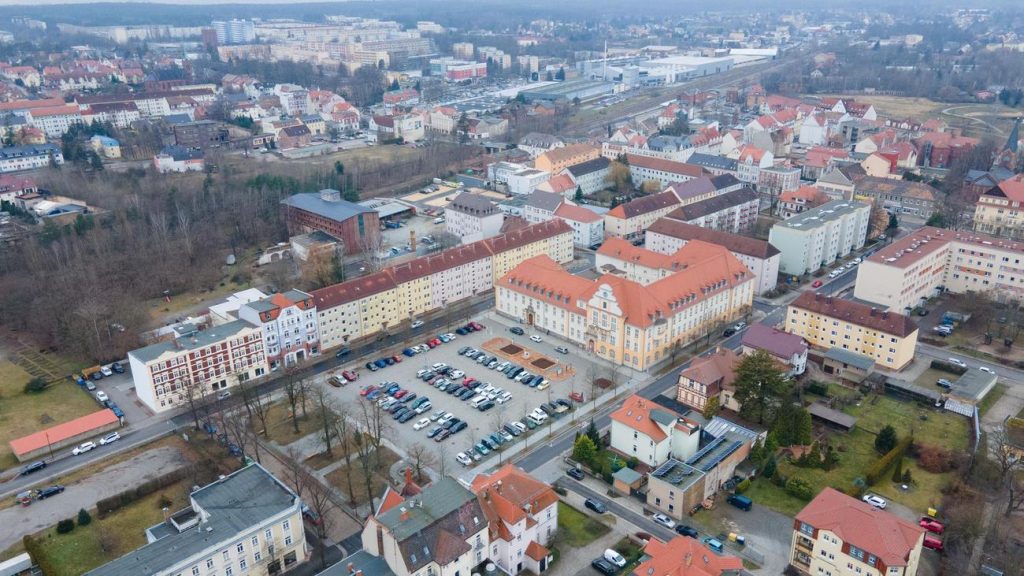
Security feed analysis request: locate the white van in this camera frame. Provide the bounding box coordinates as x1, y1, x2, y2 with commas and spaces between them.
470, 395, 489, 408
433, 217, 446, 224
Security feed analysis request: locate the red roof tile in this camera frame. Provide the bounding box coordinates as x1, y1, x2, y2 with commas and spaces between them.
790, 292, 918, 337
10, 409, 118, 457
633, 535, 743, 576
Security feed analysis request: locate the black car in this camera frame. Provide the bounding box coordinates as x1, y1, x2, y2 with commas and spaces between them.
442, 418, 461, 430
335, 347, 352, 358
478, 400, 495, 411
458, 346, 470, 355
365, 362, 377, 371
37, 485, 65, 499
510, 326, 525, 335
19, 461, 46, 476
567, 467, 585, 480
504, 423, 522, 437
384, 357, 396, 366
392, 408, 410, 420
459, 388, 476, 400
450, 420, 468, 434
389, 403, 405, 414
722, 328, 736, 337
591, 558, 618, 575
675, 525, 699, 538
400, 392, 418, 404
398, 411, 416, 423
585, 498, 607, 514
111, 362, 125, 374
455, 327, 469, 335
427, 426, 443, 438
556, 398, 573, 410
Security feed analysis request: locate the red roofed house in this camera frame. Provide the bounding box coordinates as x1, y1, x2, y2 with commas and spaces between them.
0, 174, 37, 203
634, 535, 744, 576
733, 145, 774, 185
912, 131, 980, 168
10, 409, 120, 462
791, 488, 925, 576
677, 347, 742, 413
625, 153, 707, 189
777, 185, 830, 219
553, 202, 604, 247
472, 465, 558, 574
609, 395, 701, 468
238, 289, 319, 369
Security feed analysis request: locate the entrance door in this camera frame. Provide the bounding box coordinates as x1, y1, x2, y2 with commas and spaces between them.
526, 311, 535, 326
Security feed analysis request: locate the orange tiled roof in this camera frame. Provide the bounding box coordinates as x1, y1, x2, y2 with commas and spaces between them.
10, 409, 118, 457
780, 185, 829, 206
554, 202, 601, 223
610, 395, 678, 442
632, 536, 743, 576
526, 541, 550, 561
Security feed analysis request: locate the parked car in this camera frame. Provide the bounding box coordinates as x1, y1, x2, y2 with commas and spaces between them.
456, 452, 473, 466
72, 441, 97, 456
923, 535, 944, 552
19, 461, 46, 477
99, 432, 120, 445
217, 390, 231, 400
862, 494, 887, 509
919, 517, 945, 534
100, 365, 113, 377
727, 494, 752, 511
651, 513, 676, 529
111, 362, 125, 374
591, 558, 618, 576
722, 327, 736, 337
811, 280, 823, 288
510, 327, 525, 335
411, 320, 424, 329
584, 498, 607, 514
937, 379, 953, 389
530, 335, 543, 343
979, 366, 995, 374
335, 347, 352, 358
342, 370, 358, 381
675, 525, 699, 538
95, 391, 109, 404
603, 549, 626, 568
555, 346, 569, 354
36, 485, 65, 499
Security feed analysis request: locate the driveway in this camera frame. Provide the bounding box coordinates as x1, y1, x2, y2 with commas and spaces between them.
0, 444, 186, 550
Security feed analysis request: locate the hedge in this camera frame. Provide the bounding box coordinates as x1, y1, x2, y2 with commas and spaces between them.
866, 434, 914, 485
96, 466, 190, 519
929, 359, 967, 376
23, 535, 58, 576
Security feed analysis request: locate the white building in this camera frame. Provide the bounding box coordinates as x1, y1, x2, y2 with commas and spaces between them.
523, 190, 565, 224
84, 464, 307, 576
445, 192, 504, 243
472, 465, 558, 575
30, 105, 82, 137
0, 144, 63, 173
734, 146, 774, 186
626, 154, 705, 189
127, 320, 268, 413
554, 203, 604, 247
153, 146, 204, 173
213, 19, 256, 44
609, 394, 701, 468
507, 168, 551, 195
563, 156, 611, 195
237, 290, 320, 370
517, 132, 564, 158
769, 199, 871, 276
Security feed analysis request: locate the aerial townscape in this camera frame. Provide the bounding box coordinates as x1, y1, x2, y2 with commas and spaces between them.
2, 1, 1024, 576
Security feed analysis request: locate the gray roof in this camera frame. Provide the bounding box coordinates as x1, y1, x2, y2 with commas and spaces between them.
649, 459, 704, 491
952, 369, 998, 402
670, 187, 758, 221
565, 156, 610, 178
612, 466, 644, 485
688, 153, 738, 172
159, 145, 203, 161
824, 347, 874, 371
85, 464, 298, 576
449, 192, 498, 216
128, 319, 256, 364
808, 402, 857, 430
317, 550, 396, 576
525, 190, 564, 213
519, 132, 562, 148
774, 199, 869, 231
649, 409, 678, 427
0, 143, 60, 160
281, 190, 374, 222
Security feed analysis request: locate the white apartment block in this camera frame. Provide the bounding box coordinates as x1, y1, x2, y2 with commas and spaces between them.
609, 395, 701, 468
238, 290, 319, 369
769, 199, 871, 276
0, 144, 64, 173
507, 168, 551, 195
127, 320, 268, 413
85, 464, 307, 576
854, 226, 1024, 311
626, 154, 705, 189
445, 192, 504, 242
31, 106, 82, 137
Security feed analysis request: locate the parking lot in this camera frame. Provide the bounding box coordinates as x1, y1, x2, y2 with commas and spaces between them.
318, 313, 615, 474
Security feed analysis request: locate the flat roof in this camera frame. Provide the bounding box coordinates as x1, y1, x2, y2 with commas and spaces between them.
824, 347, 875, 371
128, 319, 255, 364
775, 199, 870, 231
649, 459, 704, 491
280, 190, 374, 222
952, 369, 998, 402
808, 402, 858, 430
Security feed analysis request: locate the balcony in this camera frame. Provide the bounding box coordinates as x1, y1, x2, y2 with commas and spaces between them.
795, 535, 814, 553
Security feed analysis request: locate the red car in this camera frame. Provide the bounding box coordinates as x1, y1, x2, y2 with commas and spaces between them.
923, 535, 944, 552
430, 338, 442, 346
811, 280, 823, 288
359, 385, 378, 397
469, 322, 484, 331
919, 518, 945, 534
342, 370, 358, 381
426, 340, 437, 349
393, 389, 409, 399
463, 377, 477, 387
391, 355, 403, 363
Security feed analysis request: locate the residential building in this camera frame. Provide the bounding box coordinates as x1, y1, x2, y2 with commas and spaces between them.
685, 417, 760, 497
609, 395, 701, 468
495, 240, 754, 371
626, 154, 707, 189
645, 219, 781, 295
0, 144, 63, 173
644, 459, 707, 522
85, 464, 306, 576
633, 536, 743, 576
553, 203, 604, 247
853, 226, 1024, 311
507, 168, 551, 196
664, 174, 744, 206
213, 19, 256, 44
663, 186, 760, 234
29, 105, 82, 137
534, 144, 599, 174
314, 220, 573, 348
814, 164, 866, 201
237, 290, 319, 369
471, 465, 558, 574
769, 200, 871, 276
523, 190, 566, 224
676, 347, 741, 413
445, 192, 505, 242
281, 189, 381, 255
790, 488, 924, 576
758, 165, 801, 209
127, 320, 268, 413
0, 174, 37, 203
912, 131, 979, 168
361, 478, 489, 576
686, 152, 738, 177
604, 190, 681, 239
777, 185, 829, 219
855, 176, 938, 218
786, 292, 919, 370
973, 174, 1024, 240
173, 120, 228, 149
153, 145, 204, 173
734, 146, 774, 186
518, 133, 564, 159
564, 156, 611, 195
89, 135, 121, 159
741, 324, 809, 376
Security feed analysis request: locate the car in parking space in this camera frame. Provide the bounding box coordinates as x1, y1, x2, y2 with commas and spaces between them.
456, 452, 473, 466
99, 431, 120, 445
591, 558, 618, 576
811, 279, 823, 288
399, 411, 416, 423
342, 370, 358, 381
426, 425, 444, 438
675, 524, 699, 538
469, 322, 484, 331
72, 441, 97, 455
451, 420, 468, 434
652, 513, 676, 529
510, 326, 525, 335
434, 429, 451, 442
111, 362, 125, 374
413, 418, 431, 430
478, 400, 495, 412
503, 423, 522, 437
511, 421, 527, 434
537, 379, 550, 391
585, 498, 607, 514
862, 494, 887, 509
474, 442, 490, 456
937, 378, 953, 389
530, 334, 542, 343
919, 517, 945, 534
100, 365, 113, 377
365, 362, 379, 372
567, 467, 584, 480
604, 549, 626, 568
400, 392, 418, 404
722, 327, 736, 337
923, 535, 944, 552
95, 391, 109, 404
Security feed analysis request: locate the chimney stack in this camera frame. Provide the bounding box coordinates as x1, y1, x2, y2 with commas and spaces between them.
815, 292, 822, 301
826, 296, 833, 304
405, 467, 413, 486
399, 507, 409, 521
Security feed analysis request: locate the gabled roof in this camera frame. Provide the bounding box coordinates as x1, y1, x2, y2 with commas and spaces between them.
554, 202, 602, 223
741, 324, 808, 360
471, 465, 559, 543
646, 219, 780, 259
606, 190, 680, 219
564, 156, 610, 178
791, 292, 918, 337
667, 187, 758, 221
525, 190, 565, 213
796, 488, 924, 568
985, 174, 1024, 203
633, 535, 743, 576
680, 347, 741, 394
611, 394, 679, 442
626, 154, 706, 178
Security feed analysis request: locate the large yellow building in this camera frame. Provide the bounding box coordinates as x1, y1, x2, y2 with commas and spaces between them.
973, 174, 1024, 241
314, 220, 573, 349
495, 240, 754, 371
786, 292, 918, 370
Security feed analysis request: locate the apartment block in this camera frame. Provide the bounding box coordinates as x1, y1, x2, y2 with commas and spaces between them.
0, 144, 64, 173
237, 290, 319, 369
495, 240, 754, 371
663, 186, 760, 234
853, 226, 1024, 311
472, 465, 558, 574
610, 395, 701, 468
85, 464, 306, 576
786, 292, 918, 370
626, 154, 706, 189
604, 190, 681, 239
445, 192, 504, 242
790, 488, 924, 576
314, 220, 573, 349
534, 143, 599, 174
769, 200, 871, 276
128, 320, 268, 413
973, 174, 1024, 241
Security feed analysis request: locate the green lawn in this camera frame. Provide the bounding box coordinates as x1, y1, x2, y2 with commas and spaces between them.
26, 481, 191, 575
0, 361, 99, 472
556, 502, 610, 547
747, 394, 967, 517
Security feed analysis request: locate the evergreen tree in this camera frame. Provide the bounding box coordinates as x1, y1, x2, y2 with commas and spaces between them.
586, 420, 601, 447
875, 425, 898, 454
892, 456, 904, 483
572, 435, 597, 464
797, 408, 813, 445
574, 186, 583, 203
761, 456, 777, 479
703, 395, 721, 420
77, 508, 92, 526
389, 78, 400, 91
733, 350, 790, 425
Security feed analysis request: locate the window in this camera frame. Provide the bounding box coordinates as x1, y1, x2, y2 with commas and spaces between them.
799, 522, 814, 536
849, 545, 865, 562
192, 568, 200, 576
240, 559, 247, 571
251, 536, 259, 548
223, 550, 230, 561
226, 568, 233, 576
265, 528, 273, 541
237, 542, 245, 554
285, 535, 293, 546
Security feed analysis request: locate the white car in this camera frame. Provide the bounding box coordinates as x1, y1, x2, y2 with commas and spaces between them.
979, 366, 995, 374
217, 390, 231, 400
651, 513, 676, 529
450, 369, 465, 379
444, 333, 457, 340
413, 418, 431, 430
948, 357, 967, 368
99, 431, 120, 445
72, 441, 97, 455
604, 549, 626, 568
456, 452, 474, 466
536, 380, 550, 391
437, 412, 454, 425
734, 321, 747, 331
862, 494, 887, 509
530, 335, 543, 343
100, 365, 113, 377
411, 320, 424, 329
511, 421, 527, 433
497, 392, 512, 404
95, 391, 109, 404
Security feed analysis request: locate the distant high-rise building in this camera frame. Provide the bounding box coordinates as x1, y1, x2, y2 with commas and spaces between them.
212, 19, 255, 45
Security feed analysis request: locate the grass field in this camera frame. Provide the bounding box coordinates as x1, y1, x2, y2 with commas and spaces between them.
325, 446, 401, 506
0, 361, 99, 473
22, 480, 191, 575
811, 93, 1019, 137
263, 401, 319, 446
556, 502, 610, 547
747, 394, 968, 516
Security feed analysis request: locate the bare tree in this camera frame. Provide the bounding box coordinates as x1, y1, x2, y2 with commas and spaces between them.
991, 424, 1024, 516
358, 233, 386, 273
314, 386, 340, 457
182, 377, 209, 431
332, 403, 358, 505
358, 395, 390, 455
281, 445, 309, 502
239, 379, 272, 438
407, 443, 436, 484
300, 467, 338, 570
352, 430, 377, 511
282, 368, 305, 434
222, 409, 254, 465
436, 442, 449, 478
